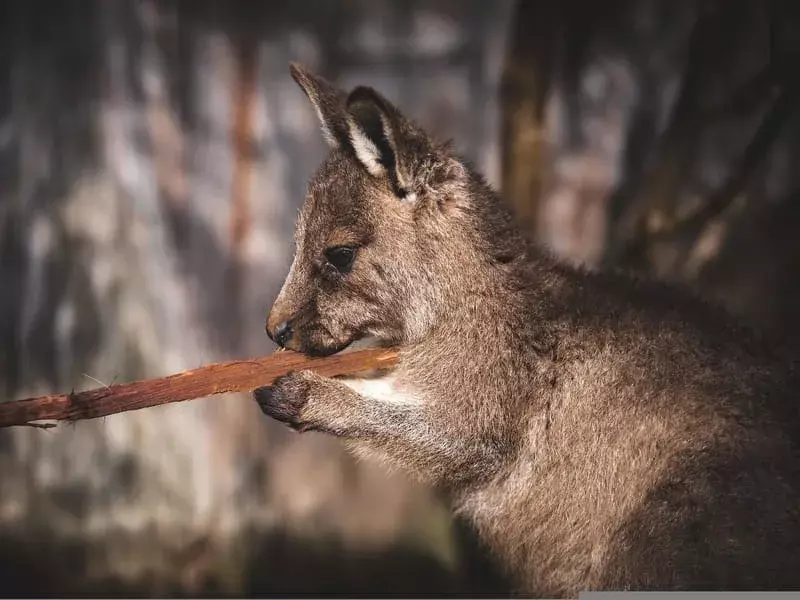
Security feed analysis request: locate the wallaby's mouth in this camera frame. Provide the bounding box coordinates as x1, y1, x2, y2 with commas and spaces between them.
302, 333, 386, 358
302, 339, 355, 358
337, 334, 386, 354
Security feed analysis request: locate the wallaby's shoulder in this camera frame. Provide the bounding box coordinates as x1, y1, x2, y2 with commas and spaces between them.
521, 246, 790, 363
455, 167, 771, 361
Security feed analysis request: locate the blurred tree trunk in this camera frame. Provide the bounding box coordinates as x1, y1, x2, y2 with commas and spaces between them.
500, 0, 800, 340
0, 0, 514, 594
499, 0, 556, 238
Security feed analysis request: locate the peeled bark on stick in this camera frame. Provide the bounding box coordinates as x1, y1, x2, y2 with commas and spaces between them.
0, 348, 398, 428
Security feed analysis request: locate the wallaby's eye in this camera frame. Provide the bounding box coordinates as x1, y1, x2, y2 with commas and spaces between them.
324, 246, 357, 274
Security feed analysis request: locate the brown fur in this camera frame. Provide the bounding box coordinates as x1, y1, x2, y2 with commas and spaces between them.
254, 63, 800, 597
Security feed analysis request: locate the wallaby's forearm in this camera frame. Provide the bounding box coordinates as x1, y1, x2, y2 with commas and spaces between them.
255, 370, 505, 483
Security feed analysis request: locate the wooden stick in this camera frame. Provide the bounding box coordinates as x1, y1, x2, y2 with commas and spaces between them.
0, 348, 398, 428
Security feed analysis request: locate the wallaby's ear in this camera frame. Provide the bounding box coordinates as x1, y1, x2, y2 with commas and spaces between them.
289, 62, 349, 149
290, 63, 421, 201
345, 86, 416, 201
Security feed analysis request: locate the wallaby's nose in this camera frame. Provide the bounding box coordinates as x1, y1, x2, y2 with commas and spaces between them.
269, 320, 292, 348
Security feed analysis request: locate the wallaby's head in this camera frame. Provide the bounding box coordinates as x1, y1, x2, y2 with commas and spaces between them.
266, 63, 526, 356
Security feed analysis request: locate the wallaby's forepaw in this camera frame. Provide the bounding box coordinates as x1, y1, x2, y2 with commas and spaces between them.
253, 370, 318, 432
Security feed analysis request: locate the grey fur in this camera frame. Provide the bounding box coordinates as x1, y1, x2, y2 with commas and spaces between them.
255, 63, 800, 597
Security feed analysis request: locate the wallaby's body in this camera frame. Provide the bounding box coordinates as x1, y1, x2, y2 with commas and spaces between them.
255, 64, 800, 597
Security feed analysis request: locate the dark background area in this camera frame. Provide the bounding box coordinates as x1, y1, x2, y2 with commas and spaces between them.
0, 0, 798, 596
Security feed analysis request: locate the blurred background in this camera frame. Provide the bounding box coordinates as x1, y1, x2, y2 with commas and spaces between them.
0, 0, 798, 596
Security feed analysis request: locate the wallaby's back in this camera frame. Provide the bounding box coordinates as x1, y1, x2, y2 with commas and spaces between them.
461, 261, 800, 595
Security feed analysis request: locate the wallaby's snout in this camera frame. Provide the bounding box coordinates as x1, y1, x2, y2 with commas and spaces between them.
266, 318, 292, 349
264, 234, 371, 357
265, 266, 309, 353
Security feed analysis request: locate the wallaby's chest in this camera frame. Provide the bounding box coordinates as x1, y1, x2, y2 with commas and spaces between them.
337, 372, 423, 407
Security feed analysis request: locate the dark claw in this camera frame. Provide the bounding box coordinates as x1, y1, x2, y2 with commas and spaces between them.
253, 374, 310, 432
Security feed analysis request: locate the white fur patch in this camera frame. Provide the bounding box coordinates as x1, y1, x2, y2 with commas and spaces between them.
306, 88, 338, 148
314, 107, 337, 147
400, 191, 417, 204
347, 118, 385, 177
378, 112, 406, 189
376, 112, 416, 203
339, 374, 421, 407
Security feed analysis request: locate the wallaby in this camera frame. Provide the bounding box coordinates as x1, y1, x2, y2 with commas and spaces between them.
254, 63, 800, 597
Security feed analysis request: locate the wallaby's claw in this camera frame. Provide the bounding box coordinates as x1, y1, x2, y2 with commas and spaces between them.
253, 371, 314, 432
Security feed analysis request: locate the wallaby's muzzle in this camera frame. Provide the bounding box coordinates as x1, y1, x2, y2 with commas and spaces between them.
266, 319, 292, 349
266, 300, 359, 357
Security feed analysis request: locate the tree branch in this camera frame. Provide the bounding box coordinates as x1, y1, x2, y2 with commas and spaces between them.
0, 348, 398, 428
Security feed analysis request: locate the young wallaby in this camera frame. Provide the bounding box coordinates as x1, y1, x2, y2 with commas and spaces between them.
254, 63, 800, 597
